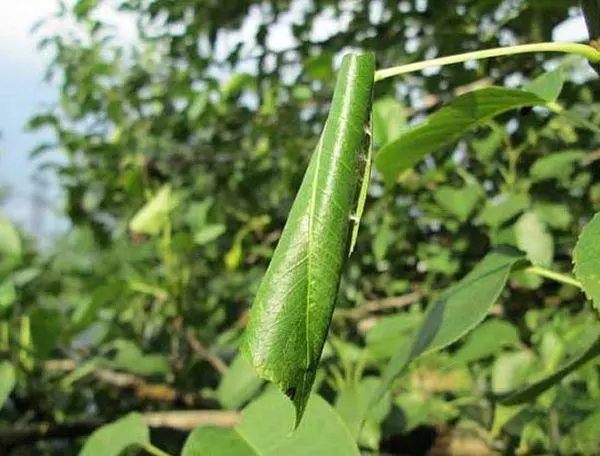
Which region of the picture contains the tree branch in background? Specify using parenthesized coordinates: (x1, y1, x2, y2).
(0, 410, 239, 449)
(44, 360, 220, 408)
(185, 330, 228, 374)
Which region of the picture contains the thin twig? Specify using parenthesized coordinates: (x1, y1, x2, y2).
(0, 410, 240, 449)
(143, 410, 239, 430)
(185, 330, 228, 374)
(44, 360, 218, 408)
(334, 291, 422, 321)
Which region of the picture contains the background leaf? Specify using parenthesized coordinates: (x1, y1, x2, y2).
(0, 362, 15, 410)
(373, 247, 526, 407)
(375, 87, 548, 186)
(79, 412, 150, 456)
(129, 185, 178, 235)
(574, 212, 600, 312)
(515, 212, 554, 267)
(497, 326, 600, 405)
(182, 389, 359, 456)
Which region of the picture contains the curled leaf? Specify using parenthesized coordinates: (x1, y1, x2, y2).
(242, 52, 375, 425)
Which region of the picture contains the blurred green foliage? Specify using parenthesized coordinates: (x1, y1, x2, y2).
(2, 0, 600, 454)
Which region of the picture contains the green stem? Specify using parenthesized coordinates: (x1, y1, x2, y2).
(523, 266, 583, 290)
(375, 42, 600, 82)
(142, 443, 172, 456)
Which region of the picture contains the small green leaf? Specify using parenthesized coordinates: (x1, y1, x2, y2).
(529, 150, 585, 182)
(366, 314, 422, 360)
(492, 351, 538, 395)
(433, 182, 483, 222)
(102, 340, 168, 375)
(335, 377, 391, 450)
(372, 247, 526, 408)
(453, 319, 520, 364)
(194, 224, 226, 245)
(497, 326, 600, 405)
(375, 87, 548, 186)
(0, 361, 16, 409)
(216, 354, 263, 409)
(372, 97, 407, 146)
(221, 74, 253, 100)
(242, 53, 375, 425)
(129, 185, 178, 235)
(533, 202, 572, 230)
(0, 279, 16, 312)
(182, 389, 359, 456)
(79, 412, 150, 456)
(523, 68, 564, 102)
(470, 122, 503, 162)
(0, 215, 22, 271)
(515, 212, 553, 267)
(477, 193, 529, 229)
(574, 212, 600, 312)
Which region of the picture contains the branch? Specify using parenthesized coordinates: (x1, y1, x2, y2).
(334, 291, 422, 321)
(44, 360, 219, 408)
(0, 410, 240, 449)
(143, 410, 239, 430)
(185, 330, 228, 374)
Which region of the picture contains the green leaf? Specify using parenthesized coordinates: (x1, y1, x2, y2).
(574, 212, 600, 312)
(335, 377, 391, 450)
(366, 313, 422, 360)
(523, 68, 564, 102)
(0, 215, 22, 271)
(492, 351, 538, 394)
(433, 182, 483, 222)
(470, 122, 503, 162)
(182, 427, 255, 455)
(0, 361, 16, 409)
(497, 326, 600, 405)
(129, 185, 178, 235)
(372, 97, 407, 146)
(221, 74, 253, 100)
(372, 247, 526, 407)
(515, 212, 553, 267)
(375, 87, 548, 186)
(194, 224, 226, 245)
(529, 150, 585, 182)
(242, 53, 375, 425)
(477, 193, 529, 229)
(79, 412, 150, 456)
(533, 202, 572, 230)
(103, 340, 168, 375)
(453, 319, 520, 364)
(182, 389, 359, 456)
(216, 354, 263, 409)
(0, 279, 16, 312)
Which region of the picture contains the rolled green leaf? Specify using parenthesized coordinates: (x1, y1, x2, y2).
(242, 52, 375, 425)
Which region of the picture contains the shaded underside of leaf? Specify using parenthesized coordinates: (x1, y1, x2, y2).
(375, 87, 548, 186)
(242, 52, 375, 425)
(497, 325, 600, 406)
(371, 247, 527, 411)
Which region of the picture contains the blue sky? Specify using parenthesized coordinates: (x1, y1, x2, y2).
(0, 1, 589, 239)
(0, 1, 137, 238)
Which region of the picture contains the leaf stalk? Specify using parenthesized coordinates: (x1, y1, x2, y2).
(522, 265, 583, 290)
(375, 42, 600, 82)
